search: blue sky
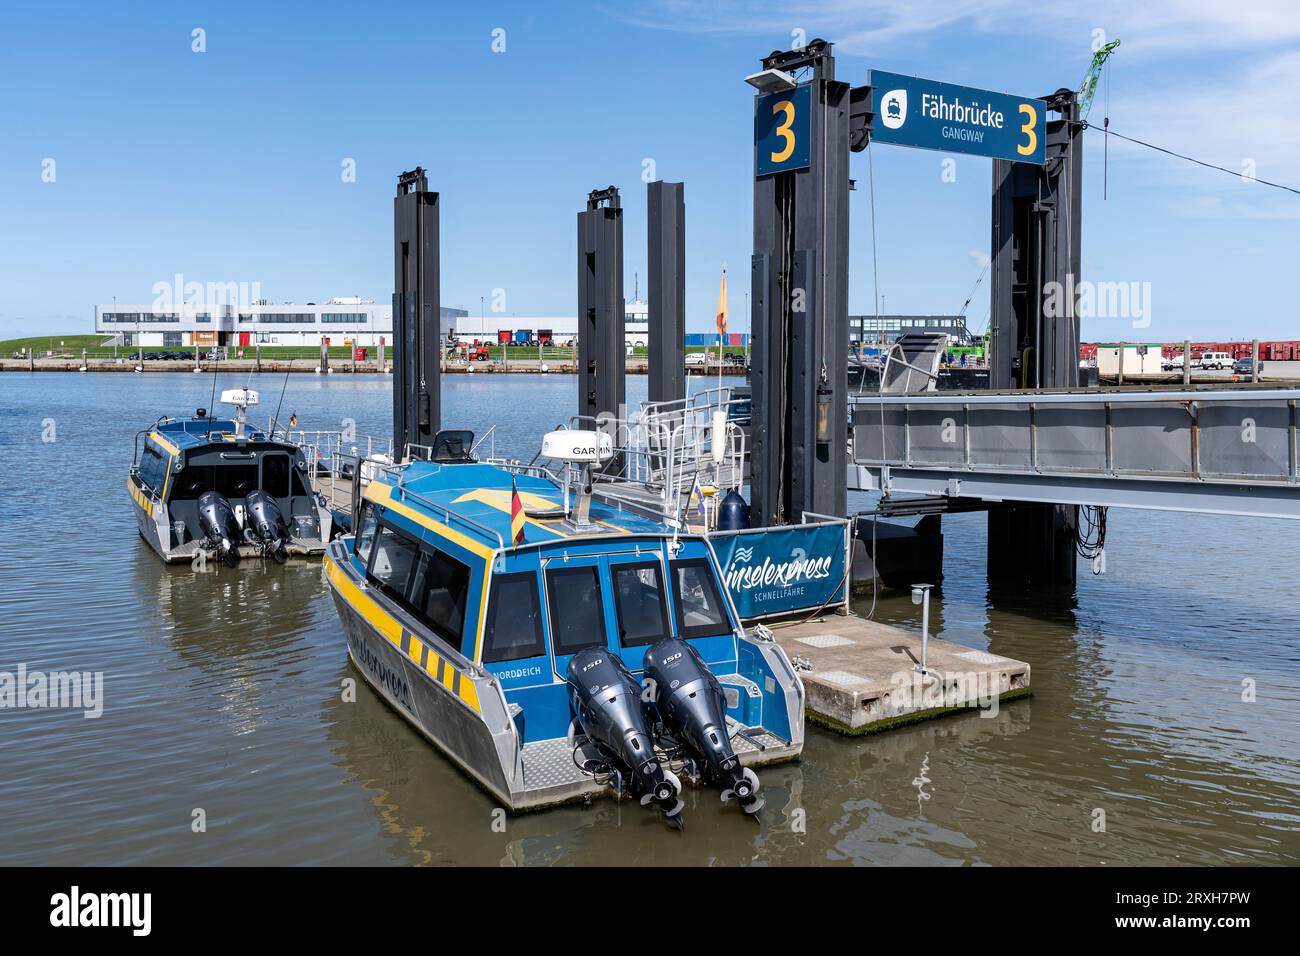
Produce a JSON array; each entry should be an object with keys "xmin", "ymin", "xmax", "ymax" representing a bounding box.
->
[{"xmin": 2, "ymin": 1, "xmax": 1297, "ymax": 342}]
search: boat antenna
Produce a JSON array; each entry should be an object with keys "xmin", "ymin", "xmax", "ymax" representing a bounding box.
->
[
  {"xmin": 204, "ymin": 354, "xmax": 220, "ymax": 439},
  {"xmin": 269, "ymin": 359, "xmax": 293, "ymax": 439}
]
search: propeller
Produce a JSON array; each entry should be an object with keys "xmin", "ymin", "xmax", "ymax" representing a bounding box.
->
[
  {"xmin": 641, "ymin": 767, "xmax": 685, "ymax": 828},
  {"xmin": 721, "ymin": 766, "xmax": 765, "ymax": 816}
]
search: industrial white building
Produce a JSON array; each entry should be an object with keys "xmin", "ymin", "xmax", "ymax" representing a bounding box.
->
[
  {"xmin": 94, "ymin": 298, "xmax": 469, "ymax": 348},
  {"xmin": 94, "ymin": 297, "xmax": 651, "ymax": 348}
]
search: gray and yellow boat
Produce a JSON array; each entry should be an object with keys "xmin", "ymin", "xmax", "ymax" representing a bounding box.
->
[
  {"xmin": 324, "ymin": 428, "xmax": 804, "ymax": 822},
  {"xmin": 128, "ymin": 388, "xmax": 332, "ymax": 565}
]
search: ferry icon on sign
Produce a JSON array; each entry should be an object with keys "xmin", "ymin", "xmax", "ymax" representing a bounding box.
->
[{"xmin": 882, "ymin": 89, "xmax": 907, "ymax": 129}]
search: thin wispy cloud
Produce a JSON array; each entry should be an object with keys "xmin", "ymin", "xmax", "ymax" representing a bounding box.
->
[{"xmin": 618, "ymin": 0, "xmax": 1300, "ymax": 56}]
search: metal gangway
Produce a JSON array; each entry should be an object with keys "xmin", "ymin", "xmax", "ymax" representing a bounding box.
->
[
  {"xmin": 552, "ymin": 386, "xmax": 749, "ymax": 529},
  {"xmin": 849, "ymin": 385, "xmax": 1300, "ymax": 519},
  {"xmin": 277, "ymin": 425, "xmax": 499, "ymax": 520}
]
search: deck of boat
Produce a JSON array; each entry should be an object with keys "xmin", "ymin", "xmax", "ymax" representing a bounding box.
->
[
  {"xmin": 590, "ymin": 458, "xmax": 747, "ymax": 531},
  {"xmin": 514, "ymin": 723, "xmax": 797, "ymax": 810}
]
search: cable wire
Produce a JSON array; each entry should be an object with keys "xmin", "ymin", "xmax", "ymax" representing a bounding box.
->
[{"xmin": 1084, "ymin": 122, "xmax": 1300, "ymax": 197}]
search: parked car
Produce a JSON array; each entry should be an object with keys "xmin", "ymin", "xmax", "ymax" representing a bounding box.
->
[
  {"xmin": 1195, "ymin": 351, "xmax": 1234, "ymax": 371},
  {"xmin": 1232, "ymin": 357, "xmax": 1262, "ymax": 376},
  {"xmin": 1161, "ymin": 354, "xmax": 1184, "ymax": 372},
  {"xmin": 684, "ymin": 352, "xmax": 708, "ymax": 367}
]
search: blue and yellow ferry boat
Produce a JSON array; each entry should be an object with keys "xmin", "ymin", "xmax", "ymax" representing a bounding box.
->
[
  {"xmin": 129, "ymin": 388, "xmax": 332, "ymax": 565},
  {"xmin": 324, "ymin": 428, "xmax": 804, "ymax": 820}
]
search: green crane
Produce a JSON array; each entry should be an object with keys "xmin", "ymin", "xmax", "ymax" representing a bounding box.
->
[{"xmin": 1078, "ymin": 38, "xmax": 1120, "ymax": 122}]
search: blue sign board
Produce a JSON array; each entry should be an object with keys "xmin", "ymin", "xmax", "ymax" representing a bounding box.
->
[
  {"xmin": 711, "ymin": 522, "xmax": 847, "ymax": 619},
  {"xmin": 869, "ymin": 70, "xmax": 1046, "ymax": 165},
  {"xmin": 754, "ymin": 83, "xmax": 811, "ymax": 176}
]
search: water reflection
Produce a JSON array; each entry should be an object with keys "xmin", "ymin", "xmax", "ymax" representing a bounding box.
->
[{"xmin": 132, "ymin": 548, "xmax": 327, "ymax": 738}]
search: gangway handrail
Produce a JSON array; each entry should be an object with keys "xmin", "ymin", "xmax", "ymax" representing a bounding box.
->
[
  {"xmin": 850, "ymin": 385, "xmax": 1300, "ymax": 406},
  {"xmin": 850, "ymin": 383, "xmax": 1300, "ymax": 518}
]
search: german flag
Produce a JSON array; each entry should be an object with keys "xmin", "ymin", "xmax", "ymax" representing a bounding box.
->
[{"xmin": 510, "ymin": 475, "xmax": 526, "ymax": 546}]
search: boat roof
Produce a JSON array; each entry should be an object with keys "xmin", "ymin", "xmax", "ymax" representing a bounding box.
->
[
  {"xmin": 150, "ymin": 417, "xmax": 279, "ymax": 452},
  {"xmin": 369, "ymin": 461, "xmax": 674, "ymax": 548}
]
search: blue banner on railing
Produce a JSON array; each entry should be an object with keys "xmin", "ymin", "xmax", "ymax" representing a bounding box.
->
[{"xmin": 710, "ymin": 522, "xmax": 847, "ymax": 620}]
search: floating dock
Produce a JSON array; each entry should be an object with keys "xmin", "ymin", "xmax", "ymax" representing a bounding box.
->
[{"xmin": 768, "ymin": 613, "xmax": 1031, "ymax": 735}]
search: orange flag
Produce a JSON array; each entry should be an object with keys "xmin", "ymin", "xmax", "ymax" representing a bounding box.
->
[{"xmin": 716, "ymin": 268, "xmax": 728, "ymax": 339}]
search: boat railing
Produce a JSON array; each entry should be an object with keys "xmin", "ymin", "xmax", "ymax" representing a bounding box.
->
[
  {"xmin": 279, "ymin": 430, "xmax": 396, "ymax": 518},
  {"xmin": 553, "ymin": 389, "xmax": 748, "ymax": 525}
]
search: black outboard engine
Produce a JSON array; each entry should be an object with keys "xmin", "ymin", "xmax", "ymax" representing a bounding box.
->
[
  {"xmin": 565, "ymin": 648, "xmax": 684, "ymax": 826},
  {"xmin": 644, "ymin": 638, "xmax": 764, "ymax": 816},
  {"xmin": 197, "ymin": 491, "xmax": 242, "ymax": 567},
  {"xmin": 243, "ymin": 489, "xmax": 288, "ymax": 563}
]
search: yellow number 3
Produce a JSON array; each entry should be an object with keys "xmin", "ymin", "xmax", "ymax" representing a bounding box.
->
[
  {"xmin": 1016, "ymin": 103, "xmax": 1038, "ymax": 157},
  {"xmin": 771, "ymin": 100, "xmax": 796, "ymax": 164}
]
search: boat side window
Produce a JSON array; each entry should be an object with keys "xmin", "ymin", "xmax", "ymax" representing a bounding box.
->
[
  {"xmin": 407, "ymin": 547, "xmax": 471, "ymax": 646},
  {"xmin": 670, "ymin": 558, "xmax": 730, "ymax": 639},
  {"xmin": 354, "ymin": 503, "xmax": 379, "ymax": 566},
  {"xmin": 481, "ymin": 572, "xmax": 545, "ymax": 663},
  {"xmin": 545, "ymin": 564, "xmax": 607, "ymax": 656},
  {"xmin": 262, "ymin": 454, "xmax": 290, "ymax": 498},
  {"xmin": 138, "ymin": 444, "xmax": 168, "ymax": 492},
  {"xmin": 215, "ymin": 464, "xmax": 259, "ymax": 499},
  {"xmin": 367, "ymin": 525, "xmax": 422, "ymax": 605},
  {"xmin": 611, "ymin": 561, "xmax": 670, "ymax": 648}
]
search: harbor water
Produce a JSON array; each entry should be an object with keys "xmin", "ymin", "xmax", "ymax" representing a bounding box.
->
[{"xmin": 1, "ymin": 372, "xmax": 1297, "ymax": 865}]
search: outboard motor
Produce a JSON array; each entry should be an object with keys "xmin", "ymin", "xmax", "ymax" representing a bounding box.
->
[
  {"xmin": 243, "ymin": 489, "xmax": 288, "ymax": 563},
  {"xmin": 644, "ymin": 638, "xmax": 764, "ymax": 816},
  {"xmin": 197, "ymin": 491, "xmax": 242, "ymax": 567},
  {"xmin": 565, "ymin": 648, "xmax": 684, "ymax": 827}
]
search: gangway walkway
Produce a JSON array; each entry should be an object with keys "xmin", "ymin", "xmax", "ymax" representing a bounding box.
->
[{"xmin": 850, "ymin": 385, "xmax": 1300, "ymax": 519}]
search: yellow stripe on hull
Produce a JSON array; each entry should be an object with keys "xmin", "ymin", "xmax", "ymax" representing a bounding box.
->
[
  {"xmin": 325, "ymin": 554, "xmax": 481, "ymax": 714},
  {"xmin": 127, "ymin": 476, "xmax": 155, "ymax": 518},
  {"xmin": 363, "ymin": 480, "xmax": 493, "ymax": 666}
]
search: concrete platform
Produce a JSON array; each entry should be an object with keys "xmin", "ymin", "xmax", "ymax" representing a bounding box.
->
[{"xmin": 767, "ymin": 613, "xmax": 1031, "ymax": 735}]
